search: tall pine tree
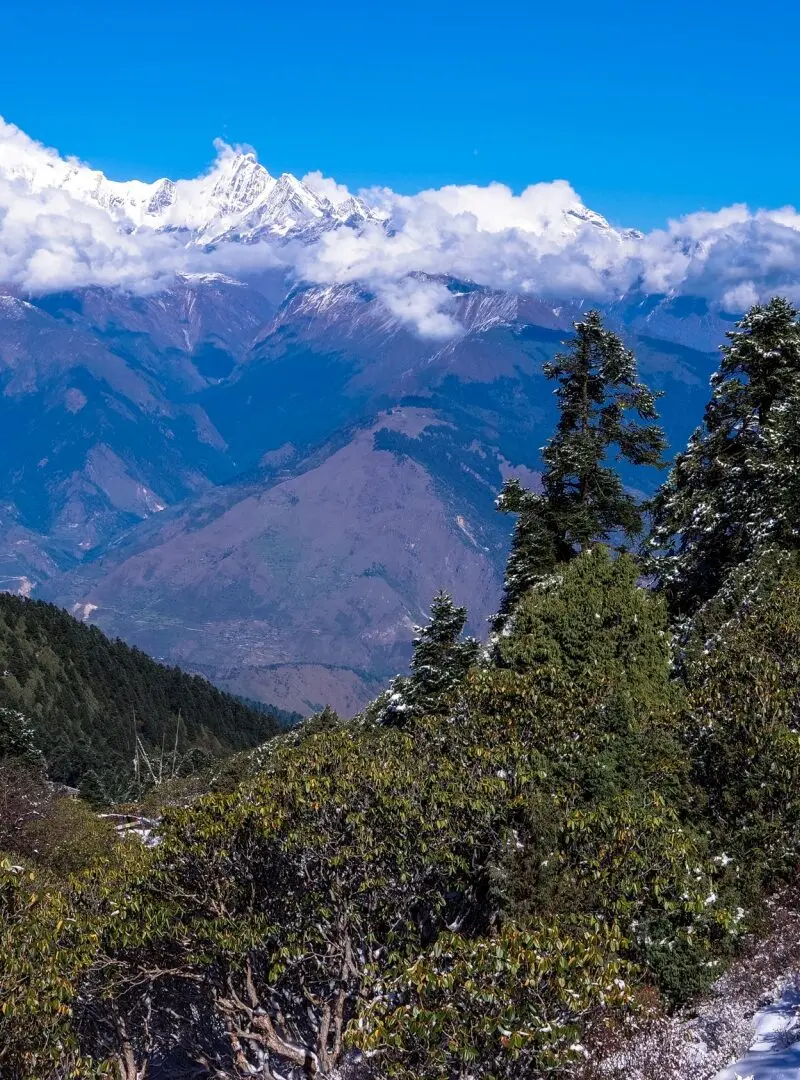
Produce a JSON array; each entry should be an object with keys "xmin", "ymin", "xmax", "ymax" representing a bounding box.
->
[
  {"xmin": 496, "ymin": 310, "xmax": 665, "ymax": 623},
  {"xmin": 650, "ymin": 297, "xmax": 800, "ymax": 618},
  {"xmin": 382, "ymin": 591, "xmax": 479, "ymax": 724}
]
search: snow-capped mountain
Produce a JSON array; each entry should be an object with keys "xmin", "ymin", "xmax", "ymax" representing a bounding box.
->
[
  {"xmin": 6, "ymin": 116, "xmax": 800, "ymax": 324},
  {"xmin": 0, "ymin": 118, "xmax": 764, "ymax": 715},
  {"xmin": 0, "ymin": 126, "xmax": 381, "ymax": 245},
  {"xmin": 0, "ymin": 118, "xmax": 638, "ymax": 263}
]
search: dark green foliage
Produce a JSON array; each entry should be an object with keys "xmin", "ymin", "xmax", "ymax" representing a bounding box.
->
[
  {"xmin": 71, "ymin": 710, "xmax": 532, "ymax": 1078},
  {"xmin": 0, "ymin": 707, "xmax": 44, "ymax": 770},
  {"xmin": 1, "ymin": 542, "xmax": 790, "ymax": 1079},
  {"xmin": 0, "ymin": 847, "xmax": 146, "ymax": 1080},
  {"xmin": 650, "ymin": 296, "xmax": 800, "ymax": 618},
  {"xmin": 497, "ymin": 551, "xmax": 688, "ymax": 820},
  {"xmin": 0, "ymin": 759, "xmax": 49, "ymax": 857},
  {"xmin": 495, "ymin": 548, "xmax": 671, "ymax": 705},
  {"xmin": 13, "ymin": 787, "xmax": 118, "ymax": 879},
  {"xmin": 495, "ymin": 477, "xmax": 566, "ymax": 614},
  {"xmin": 497, "ymin": 311, "xmax": 665, "ymax": 622},
  {"xmin": 295, "ymin": 703, "xmax": 341, "ymax": 737},
  {"xmin": 682, "ymin": 551, "xmax": 800, "ymax": 882},
  {"xmin": 382, "ymin": 589, "xmax": 480, "ymax": 723},
  {"xmin": 0, "ymin": 593, "xmax": 283, "ymax": 801},
  {"xmin": 235, "ymin": 695, "xmax": 302, "ymax": 729},
  {"xmin": 540, "ymin": 310, "xmax": 665, "ymax": 539},
  {"xmin": 25, "ymin": 553, "xmax": 739, "ymax": 1079},
  {"xmin": 506, "ymin": 787, "xmax": 740, "ymax": 1004},
  {"xmin": 494, "ymin": 551, "xmax": 725, "ymax": 1004},
  {"xmin": 352, "ymin": 919, "xmax": 635, "ymax": 1078}
]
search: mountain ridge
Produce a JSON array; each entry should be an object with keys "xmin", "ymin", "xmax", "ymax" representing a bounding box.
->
[
  {"xmin": 0, "ymin": 589, "xmax": 295, "ymax": 800},
  {"xmin": 0, "ymin": 119, "xmax": 760, "ymax": 713},
  {"xmin": 1, "ymin": 128, "xmax": 383, "ymax": 245},
  {"xmin": 21, "ymin": 281, "xmax": 718, "ymax": 713},
  {"xmin": 1, "ymin": 118, "xmax": 638, "ymax": 260}
]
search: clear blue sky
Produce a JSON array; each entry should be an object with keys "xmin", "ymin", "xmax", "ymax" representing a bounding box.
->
[{"xmin": 3, "ymin": 0, "xmax": 798, "ymax": 229}]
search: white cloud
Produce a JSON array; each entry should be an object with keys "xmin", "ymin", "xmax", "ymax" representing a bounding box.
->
[
  {"xmin": 291, "ymin": 182, "xmax": 632, "ymax": 305},
  {"xmin": 0, "ymin": 178, "xmax": 192, "ymax": 293},
  {"xmin": 375, "ymin": 278, "xmax": 462, "ymax": 339},
  {"xmin": 396, "ymin": 178, "xmax": 587, "ymax": 235},
  {"xmin": 302, "ymin": 170, "xmax": 355, "ymax": 208},
  {"xmin": 722, "ymin": 282, "xmax": 760, "ymax": 311},
  {"xmin": 4, "ymin": 118, "xmax": 800, "ymax": 337}
]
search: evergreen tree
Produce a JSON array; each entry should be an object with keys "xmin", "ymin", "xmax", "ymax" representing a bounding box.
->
[
  {"xmin": 495, "ymin": 547, "xmax": 673, "ymax": 707},
  {"xmin": 0, "ymin": 707, "xmax": 44, "ymax": 771},
  {"xmin": 650, "ymin": 297, "xmax": 800, "ymax": 618},
  {"xmin": 0, "ymin": 592, "xmax": 291, "ymax": 801},
  {"xmin": 383, "ymin": 591, "xmax": 479, "ymax": 723},
  {"xmin": 496, "ymin": 311, "xmax": 665, "ymax": 623}
]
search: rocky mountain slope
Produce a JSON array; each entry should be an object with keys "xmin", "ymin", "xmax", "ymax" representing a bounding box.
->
[
  {"xmin": 0, "ymin": 124, "xmax": 739, "ymax": 712},
  {"xmin": 47, "ymin": 407, "xmax": 505, "ymax": 714},
  {"xmin": 18, "ymin": 281, "xmax": 718, "ymax": 713}
]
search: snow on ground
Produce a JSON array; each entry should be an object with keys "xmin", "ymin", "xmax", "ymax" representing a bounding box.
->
[
  {"xmin": 714, "ymin": 987, "xmax": 800, "ymax": 1080},
  {"xmin": 592, "ymin": 892, "xmax": 800, "ymax": 1080},
  {"xmin": 99, "ymin": 812, "xmax": 161, "ymax": 847}
]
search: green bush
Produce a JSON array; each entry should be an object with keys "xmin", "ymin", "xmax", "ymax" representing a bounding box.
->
[
  {"xmin": 0, "ymin": 849, "xmax": 147, "ymax": 1080},
  {"xmin": 352, "ymin": 919, "xmax": 636, "ymax": 1079},
  {"xmin": 683, "ymin": 552, "xmax": 800, "ymax": 882},
  {"xmin": 5, "ymin": 552, "xmax": 799, "ymax": 1077}
]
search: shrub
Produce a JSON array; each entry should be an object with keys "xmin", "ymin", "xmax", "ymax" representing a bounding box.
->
[
  {"xmin": 352, "ymin": 919, "xmax": 637, "ymax": 1079},
  {"xmin": 684, "ymin": 552, "xmax": 800, "ymax": 882}
]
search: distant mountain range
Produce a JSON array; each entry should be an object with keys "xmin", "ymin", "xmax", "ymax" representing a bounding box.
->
[
  {"xmin": 0, "ymin": 123, "xmax": 758, "ymax": 713},
  {"xmin": 3, "ymin": 138, "xmax": 382, "ymax": 242}
]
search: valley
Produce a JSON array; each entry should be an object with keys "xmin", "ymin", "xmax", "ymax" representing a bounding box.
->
[{"xmin": 0, "ymin": 265, "xmax": 721, "ymax": 712}]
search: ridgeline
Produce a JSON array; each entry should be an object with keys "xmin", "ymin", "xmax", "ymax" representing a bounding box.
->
[{"xmin": 0, "ymin": 593, "xmax": 295, "ymax": 802}]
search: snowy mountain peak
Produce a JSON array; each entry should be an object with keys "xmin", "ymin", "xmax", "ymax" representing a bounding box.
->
[
  {"xmin": 0, "ymin": 120, "xmax": 383, "ymax": 246},
  {"xmin": 145, "ymin": 178, "xmax": 177, "ymax": 216},
  {"xmin": 564, "ymin": 206, "xmax": 611, "ymax": 232},
  {"xmin": 264, "ymin": 173, "xmax": 328, "ymax": 225},
  {"xmin": 335, "ymin": 195, "xmax": 371, "ymax": 222},
  {"xmin": 208, "ymin": 151, "xmax": 276, "ymax": 216},
  {"xmin": 0, "ymin": 118, "xmax": 661, "ymax": 308}
]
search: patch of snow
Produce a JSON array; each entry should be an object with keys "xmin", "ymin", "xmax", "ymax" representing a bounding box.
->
[
  {"xmin": 714, "ymin": 988, "xmax": 800, "ymax": 1080},
  {"xmin": 597, "ymin": 891, "xmax": 800, "ymax": 1080},
  {"xmin": 0, "ymin": 575, "xmax": 35, "ymax": 597},
  {"xmin": 455, "ymin": 514, "xmax": 479, "ymax": 547}
]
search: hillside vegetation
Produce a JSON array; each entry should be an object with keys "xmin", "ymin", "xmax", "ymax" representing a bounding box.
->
[
  {"xmin": 3, "ymin": 300, "xmax": 800, "ymax": 1080},
  {"xmin": 0, "ymin": 593, "xmax": 293, "ymax": 801}
]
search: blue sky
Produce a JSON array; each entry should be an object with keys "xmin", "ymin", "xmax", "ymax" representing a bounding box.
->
[{"xmin": 2, "ymin": 0, "xmax": 798, "ymax": 229}]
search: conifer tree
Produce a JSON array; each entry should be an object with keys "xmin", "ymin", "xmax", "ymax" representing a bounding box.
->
[
  {"xmin": 496, "ymin": 311, "xmax": 665, "ymax": 623},
  {"xmin": 0, "ymin": 707, "xmax": 44, "ymax": 771},
  {"xmin": 382, "ymin": 591, "xmax": 479, "ymax": 723},
  {"xmin": 650, "ymin": 297, "xmax": 800, "ymax": 618}
]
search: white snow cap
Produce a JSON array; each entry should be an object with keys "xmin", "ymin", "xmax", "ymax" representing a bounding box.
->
[{"xmin": 4, "ymin": 116, "xmax": 800, "ymax": 336}]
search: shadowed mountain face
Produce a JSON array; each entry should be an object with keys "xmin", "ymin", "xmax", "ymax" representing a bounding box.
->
[{"xmin": 1, "ymin": 275, "xmax": 723, "ymax": 713}]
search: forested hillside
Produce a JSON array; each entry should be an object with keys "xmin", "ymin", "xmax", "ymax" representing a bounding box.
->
[
  {"xmin": 0, "ymin": 594, "xmax": 294, "ymax": 801},
  {"xmin": 4, "ymin": 300, "xmax": 800, "ymax": 1080}
]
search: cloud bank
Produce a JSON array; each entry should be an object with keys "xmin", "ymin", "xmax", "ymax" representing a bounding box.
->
[{"xmin": 3, "ymin": 118, "xmax": 800, "ymax": 336}]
